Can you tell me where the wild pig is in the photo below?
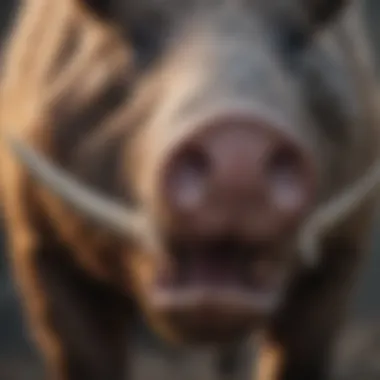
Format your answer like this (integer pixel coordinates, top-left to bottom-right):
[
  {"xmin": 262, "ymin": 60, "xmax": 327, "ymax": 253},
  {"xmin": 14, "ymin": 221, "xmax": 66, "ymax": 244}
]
[{"xmin": 0, "ymin": 0, "xmax": 379, "ymax": 380}]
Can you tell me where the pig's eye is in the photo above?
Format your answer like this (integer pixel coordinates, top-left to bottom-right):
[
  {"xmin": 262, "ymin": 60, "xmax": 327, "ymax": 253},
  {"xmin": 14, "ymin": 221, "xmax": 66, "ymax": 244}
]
[
  {"xmin": 282, "ymin": 26, "xmax": 309, "ymax": 55},
  {"xmin": 129, "ymin": 12, "xmax": 169, "ymax": 68},
  {"xmin": 275, "ymin": 21, "xmax": 312, "ymax": 71},
  {"xmin": 130, "ymin": 24, "xmax": 158, "ymax": 65}
]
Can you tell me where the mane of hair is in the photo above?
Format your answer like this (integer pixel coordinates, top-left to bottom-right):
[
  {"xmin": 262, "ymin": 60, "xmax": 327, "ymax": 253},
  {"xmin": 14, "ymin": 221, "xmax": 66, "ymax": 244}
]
[
  {"xmin": 0, "ymin": 1, "xmax": 136, "ymax": 276},
  {"xmin": 0, "ymin": 0, "xmax": 132, "ymax": 150}
]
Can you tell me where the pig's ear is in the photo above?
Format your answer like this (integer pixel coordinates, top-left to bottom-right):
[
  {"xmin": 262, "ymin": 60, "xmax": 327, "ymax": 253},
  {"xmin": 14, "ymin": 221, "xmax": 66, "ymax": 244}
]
[{"xmin": 303, "ymin": 0, "xmax": 349, "ymax": 26}]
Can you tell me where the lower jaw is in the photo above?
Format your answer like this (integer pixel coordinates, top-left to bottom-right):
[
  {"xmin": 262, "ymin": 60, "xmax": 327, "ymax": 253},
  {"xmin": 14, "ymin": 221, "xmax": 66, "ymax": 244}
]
[
  {"xmin": 147, "ymin": 286, "xmax": 282, "ymax": 346},
  {"xmin": 152, "ymin": 309, "xmax": 268, "ymax": 346}
]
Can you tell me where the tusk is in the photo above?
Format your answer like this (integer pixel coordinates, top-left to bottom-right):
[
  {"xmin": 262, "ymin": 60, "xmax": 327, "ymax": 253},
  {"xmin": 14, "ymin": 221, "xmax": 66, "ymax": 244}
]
[
  {"xmin": 8, "ymin": 136, "xmax": 380, "ymax": 266},
  {"xmin": 298, "ymin": 159, "xmax": 380, "ymax": 267},
  {"xmin": 6, "ymin": 135, "xmax": 155, "ymax": 246}
]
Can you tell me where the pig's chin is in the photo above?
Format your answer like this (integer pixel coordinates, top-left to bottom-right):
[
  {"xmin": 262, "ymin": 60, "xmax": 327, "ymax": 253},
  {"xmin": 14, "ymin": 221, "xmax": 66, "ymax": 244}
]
[{"xmin": 147, "ymin": 237, "xmax": 289, "ymax": 345}]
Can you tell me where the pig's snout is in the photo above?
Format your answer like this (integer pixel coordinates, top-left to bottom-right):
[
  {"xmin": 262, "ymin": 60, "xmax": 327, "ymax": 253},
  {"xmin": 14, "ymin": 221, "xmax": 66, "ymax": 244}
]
[{"xmin": 160, "ymin": 115, "xmax": 317, "ymax": 239}]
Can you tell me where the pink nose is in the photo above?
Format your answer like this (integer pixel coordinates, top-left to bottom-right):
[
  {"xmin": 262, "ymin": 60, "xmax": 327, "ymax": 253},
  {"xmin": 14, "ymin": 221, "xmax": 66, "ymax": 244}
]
[{"xmin": 160, "ymin": 116, "xmax": 317, "ymax": 239}]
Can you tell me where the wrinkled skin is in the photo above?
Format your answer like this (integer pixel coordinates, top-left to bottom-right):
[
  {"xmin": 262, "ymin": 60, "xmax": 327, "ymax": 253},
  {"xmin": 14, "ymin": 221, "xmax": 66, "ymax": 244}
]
[{"xmin": 0, "ymin": 0, "xmax": 379, "ymax": 380}]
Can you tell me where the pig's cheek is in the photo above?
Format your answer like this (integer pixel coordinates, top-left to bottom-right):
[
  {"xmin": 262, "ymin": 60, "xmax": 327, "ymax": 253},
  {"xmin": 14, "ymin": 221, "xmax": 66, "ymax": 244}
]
[
  {"xmin": 124, "ymin": 249, "xmax": 157, "ymax": 302},
  {"xmin": 123, "ymin": 251, "xmax": 182, "ymax": 343}
]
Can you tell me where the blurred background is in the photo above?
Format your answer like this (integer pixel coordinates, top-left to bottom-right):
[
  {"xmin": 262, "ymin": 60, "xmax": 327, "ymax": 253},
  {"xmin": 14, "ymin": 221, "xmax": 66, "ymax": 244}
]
[{"xmin": 0, "ymin": 1, "xmax": 380, "ymax": 379}]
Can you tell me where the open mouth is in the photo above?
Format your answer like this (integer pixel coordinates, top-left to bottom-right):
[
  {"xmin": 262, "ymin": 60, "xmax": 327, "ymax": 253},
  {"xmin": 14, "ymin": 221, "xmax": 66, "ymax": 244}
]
[{"xmin": 151, "ymin": 236, "xmax": 289, "ymax": 315}]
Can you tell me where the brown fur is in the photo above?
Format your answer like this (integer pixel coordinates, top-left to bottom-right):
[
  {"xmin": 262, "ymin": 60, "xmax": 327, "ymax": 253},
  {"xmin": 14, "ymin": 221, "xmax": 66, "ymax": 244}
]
[
  {"xmin": 0, "ymin": 1, "xmax": 379, "ymax": 380},
  {"xmin": 0, "ymin": 2, "xmax": 136, "ymax": 379},
  {"xmin": 256, "ymin": 7, "xmax": 380, "ymax": 379}
]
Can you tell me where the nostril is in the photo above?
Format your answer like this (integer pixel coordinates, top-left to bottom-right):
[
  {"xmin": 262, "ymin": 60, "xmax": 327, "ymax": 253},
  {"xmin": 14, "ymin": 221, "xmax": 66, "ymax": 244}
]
[
  {"xmin": 165, "ymin": 145, "xmax": 211, "ymax": 212},
  {"xmin": 269, "ymin": 145, "xmax": 303, "ymax": 181},
  {"xmin": 267, "ymin": 144, "xmax": 311, "ymax": 212}
]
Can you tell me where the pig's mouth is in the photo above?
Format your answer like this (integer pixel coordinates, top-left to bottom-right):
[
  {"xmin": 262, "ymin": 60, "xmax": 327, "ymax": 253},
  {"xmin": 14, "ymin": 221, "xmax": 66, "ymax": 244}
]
[
  {"xmin": 145, "ymin": 236, "xmax": 293, "ymax": 343},
  {"xmin": 151, "ymin": 236, "xmax": 290, "ymax": 320}
]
